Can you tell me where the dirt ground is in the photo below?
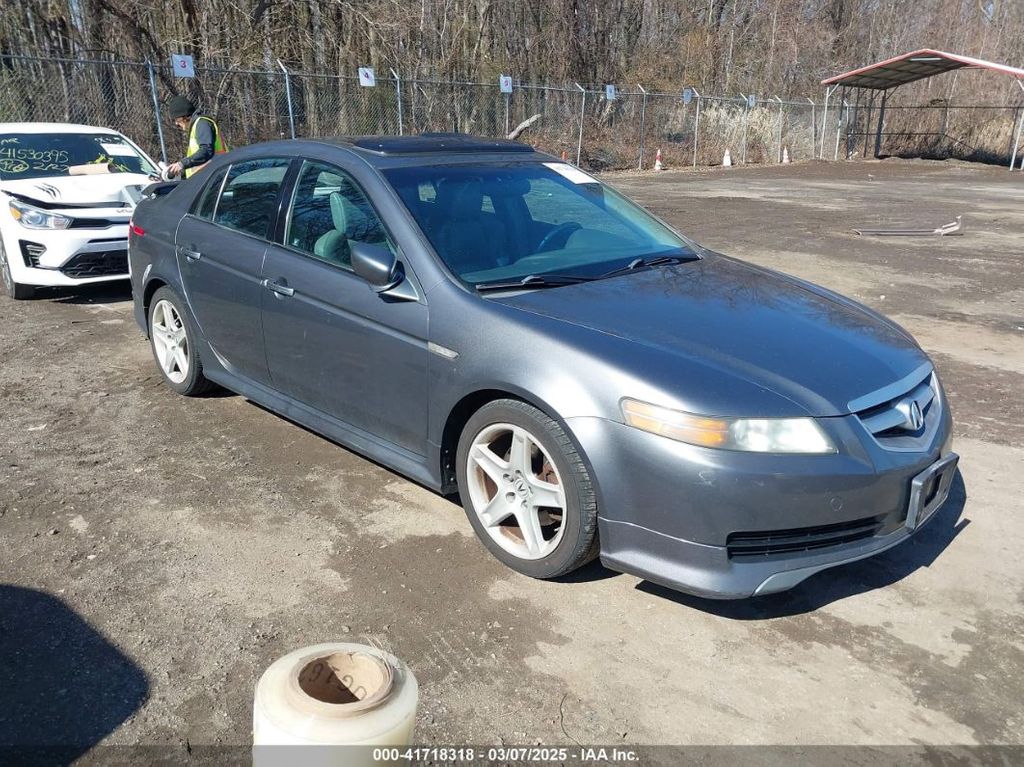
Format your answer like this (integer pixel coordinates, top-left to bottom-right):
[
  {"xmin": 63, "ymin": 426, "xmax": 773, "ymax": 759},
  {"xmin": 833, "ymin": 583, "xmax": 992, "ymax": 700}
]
[{"xmin": 1, "ymin": 159, "xmax": 1022, "ymax": 759}]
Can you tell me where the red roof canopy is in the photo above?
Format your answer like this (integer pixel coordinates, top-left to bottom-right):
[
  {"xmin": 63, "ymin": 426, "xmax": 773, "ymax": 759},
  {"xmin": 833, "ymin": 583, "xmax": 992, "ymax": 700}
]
[{"xmin": 822, "ymin": 48, "xmax": 1024, "ymax": 90}]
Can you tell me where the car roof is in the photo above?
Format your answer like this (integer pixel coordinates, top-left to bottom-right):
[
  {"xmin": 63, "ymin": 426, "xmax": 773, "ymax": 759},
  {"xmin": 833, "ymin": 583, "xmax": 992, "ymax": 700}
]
[
  {"xmin": 219, "ymin": 133, "xmax": 555, "ymax": 170},
  {"xmin": 0, "ymin": 122, "xmax": 124, "ymax": 135}
]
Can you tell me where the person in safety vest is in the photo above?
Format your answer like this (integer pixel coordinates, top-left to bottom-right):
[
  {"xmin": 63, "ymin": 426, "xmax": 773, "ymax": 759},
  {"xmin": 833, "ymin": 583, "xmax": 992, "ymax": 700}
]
[{"xmin": 166, "ymin": 96, "xmax": 227, "ymax": 179}]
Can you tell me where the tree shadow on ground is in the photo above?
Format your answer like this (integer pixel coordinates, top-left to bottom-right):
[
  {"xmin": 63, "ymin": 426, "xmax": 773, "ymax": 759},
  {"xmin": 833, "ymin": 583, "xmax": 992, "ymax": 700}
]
[
  {"xmin": 0, "ymin": 585, "xmax": 149, "ymax": 764},
  {"xmin": 638, "ymin": 470, "xmax": 969, "ymax": 619}
]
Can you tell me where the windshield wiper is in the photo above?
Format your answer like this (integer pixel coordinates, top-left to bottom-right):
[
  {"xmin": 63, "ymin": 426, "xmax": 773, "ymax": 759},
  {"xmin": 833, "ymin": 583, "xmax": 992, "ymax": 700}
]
[
  {"xmin": 476, "ymin": 273, "xmax": 595, "ymax": 292},
  {"xmin": 597, "ymin": 253, "xmax": 698, "ymax": 280}
]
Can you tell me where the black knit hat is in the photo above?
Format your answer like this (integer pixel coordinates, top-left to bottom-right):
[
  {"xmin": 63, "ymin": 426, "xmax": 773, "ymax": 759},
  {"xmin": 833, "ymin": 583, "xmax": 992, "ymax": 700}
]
[{"xmin": 167, "ymin": 96, "xmax": 195, "ymax": 120}]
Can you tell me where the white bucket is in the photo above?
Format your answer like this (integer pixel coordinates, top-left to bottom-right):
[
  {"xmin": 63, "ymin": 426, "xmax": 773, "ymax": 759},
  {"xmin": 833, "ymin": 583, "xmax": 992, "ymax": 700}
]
[{"xmin": 253, "ymin": 643, "xmax": 418, "ymax": 766}]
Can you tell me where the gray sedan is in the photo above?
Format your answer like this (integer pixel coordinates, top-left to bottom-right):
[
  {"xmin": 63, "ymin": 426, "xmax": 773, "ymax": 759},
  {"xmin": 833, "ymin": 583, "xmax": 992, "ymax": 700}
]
[{"xmin": 128, "ymin": 134, "xmax": 957, "ymax": 599}]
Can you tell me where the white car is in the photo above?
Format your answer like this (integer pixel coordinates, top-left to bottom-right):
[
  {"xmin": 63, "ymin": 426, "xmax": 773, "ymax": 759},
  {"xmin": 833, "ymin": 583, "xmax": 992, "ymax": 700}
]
[{"xmin": 0, "ymin": 122, "xmax": 161, "ymax": 299}]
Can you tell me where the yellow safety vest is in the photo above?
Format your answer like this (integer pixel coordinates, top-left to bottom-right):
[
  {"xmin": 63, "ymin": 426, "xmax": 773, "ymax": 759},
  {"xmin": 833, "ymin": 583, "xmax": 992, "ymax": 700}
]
[{"xmin": 184, "ymin": 116, "xmax": 228, "ymax": 178}]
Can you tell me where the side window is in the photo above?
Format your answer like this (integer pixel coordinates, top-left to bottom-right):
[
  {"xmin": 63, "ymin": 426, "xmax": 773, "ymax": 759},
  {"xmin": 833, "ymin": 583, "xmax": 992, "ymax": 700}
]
[
  {"xmin": 213, "ymin": 157, "xmax": 290, "ymax": 239},
  {"xmin": 192, "ymin": 168, "xmax": 227, "ymax": 220},
  {"xmin": 285, "ymin": 160, "xmax": 392, "ymax": 269}
]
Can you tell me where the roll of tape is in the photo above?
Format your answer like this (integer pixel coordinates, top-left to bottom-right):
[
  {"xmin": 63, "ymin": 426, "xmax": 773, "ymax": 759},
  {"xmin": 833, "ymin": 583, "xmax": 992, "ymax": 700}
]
[{"xmin": 253, "ymin": 643, "xmax": 418, "ymax": 766}]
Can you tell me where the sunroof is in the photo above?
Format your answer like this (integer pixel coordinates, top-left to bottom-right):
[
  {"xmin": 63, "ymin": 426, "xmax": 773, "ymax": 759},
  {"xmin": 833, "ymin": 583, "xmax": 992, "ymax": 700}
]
[{"xmin": 350, "ymin": 133, "xmax": 534, "ymax": 155}]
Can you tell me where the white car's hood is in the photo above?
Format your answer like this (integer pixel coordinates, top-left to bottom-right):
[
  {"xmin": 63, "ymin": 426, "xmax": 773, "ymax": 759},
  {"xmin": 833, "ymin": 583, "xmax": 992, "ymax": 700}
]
[{"xmin": 0, "ymin": 173, "xmax": 153, "ymax": 207}]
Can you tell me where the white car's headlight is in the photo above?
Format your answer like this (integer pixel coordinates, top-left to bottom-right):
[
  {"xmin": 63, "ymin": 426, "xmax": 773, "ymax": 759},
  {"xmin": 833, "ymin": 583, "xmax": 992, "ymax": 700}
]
[
  {"xmin": 620, "ymin": 398, "xmax": 837, "ymax": 454},
  {"xmin": 8, "ymin": 199, "xmax": 73, "ymax": 230}
]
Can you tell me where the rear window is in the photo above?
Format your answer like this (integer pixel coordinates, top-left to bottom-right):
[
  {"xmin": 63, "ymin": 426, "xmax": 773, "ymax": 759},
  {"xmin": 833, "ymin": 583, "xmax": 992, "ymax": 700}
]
[{"xmin": 0, "ymin": 132, "xmax": 156, "ymax": 180}]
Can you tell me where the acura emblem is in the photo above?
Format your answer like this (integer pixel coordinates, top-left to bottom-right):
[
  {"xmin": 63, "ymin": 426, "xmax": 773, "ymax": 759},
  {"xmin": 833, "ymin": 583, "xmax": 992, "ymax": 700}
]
[
  {"xmin": 896, "ymin": 397, "xmax": 924, "ymax": 431},
  {"xmin": 908, "ymin": 401, "xmax": 923, "ymax": 430}
]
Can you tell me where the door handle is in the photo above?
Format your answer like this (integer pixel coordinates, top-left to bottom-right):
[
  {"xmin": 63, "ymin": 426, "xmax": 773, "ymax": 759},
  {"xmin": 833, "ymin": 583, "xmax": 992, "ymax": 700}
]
[
  {"xmin": 262, "ymin": 279, "xmax": 294, "ymax": 297},
  {"xmin": 178, "ymin": 246, "xmax": 202, "ymax": 262}
]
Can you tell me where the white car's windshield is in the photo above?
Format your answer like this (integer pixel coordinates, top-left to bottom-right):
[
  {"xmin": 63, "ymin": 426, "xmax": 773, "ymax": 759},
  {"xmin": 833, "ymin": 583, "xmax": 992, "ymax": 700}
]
[
  {"xmin": 384, "ymin": 162, "xmax": 695, "ymax": 287},
  {"xmin": 0, "ymin": 132, "xmax": 157, "ymax": 181}
]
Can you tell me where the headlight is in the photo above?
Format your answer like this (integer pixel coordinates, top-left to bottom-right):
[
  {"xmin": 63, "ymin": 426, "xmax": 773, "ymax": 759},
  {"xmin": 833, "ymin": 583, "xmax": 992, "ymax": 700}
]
[
  {"xmin": 620, "ymin": 398, "xmax": 837, "ymax": 454},
  {"xmin": 8, "ymin": 199, "xmax": 72, "ymax": 230}
]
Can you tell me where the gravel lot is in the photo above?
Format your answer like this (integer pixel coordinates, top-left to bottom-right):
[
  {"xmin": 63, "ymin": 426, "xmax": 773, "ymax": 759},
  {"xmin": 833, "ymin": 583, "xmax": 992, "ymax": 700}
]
[{"xmin": 1, "ymin": 159, "xmax": 1022, "ymax": 759}]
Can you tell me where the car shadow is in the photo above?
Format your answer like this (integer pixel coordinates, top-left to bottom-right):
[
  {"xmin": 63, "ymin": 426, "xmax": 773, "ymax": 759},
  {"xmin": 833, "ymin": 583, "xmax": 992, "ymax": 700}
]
[
  {"xmin": 636, "ymin": 469, "xmax": 969, "ymax": 619},
  {"xmin": 0, "ymin": 585, "xmax": 149, "ymax": 763},
  {"xmin": 45, "ymin": 281, "xmax": 133, "ymax": 305}
]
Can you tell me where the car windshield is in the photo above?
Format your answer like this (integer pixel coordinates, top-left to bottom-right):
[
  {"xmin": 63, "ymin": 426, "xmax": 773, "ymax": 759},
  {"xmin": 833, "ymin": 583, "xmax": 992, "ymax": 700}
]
[
  {"xmin": 0, "ymin": 132, "xmax": 157, "ymax": 181},
  {"xmin": 383, "ymin": 161, "xmax": 695, "ymax": 287}
]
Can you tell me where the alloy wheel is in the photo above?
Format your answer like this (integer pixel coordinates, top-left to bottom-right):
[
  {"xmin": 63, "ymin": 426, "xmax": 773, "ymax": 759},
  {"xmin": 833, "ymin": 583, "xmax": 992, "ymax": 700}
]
[
  {"xmin": 151, "ymin": 299, "xmax": 190, "ymax": 384},
  {"xmin": 465, "ymin": 422, "xmax": 567, "ymax": 560}
]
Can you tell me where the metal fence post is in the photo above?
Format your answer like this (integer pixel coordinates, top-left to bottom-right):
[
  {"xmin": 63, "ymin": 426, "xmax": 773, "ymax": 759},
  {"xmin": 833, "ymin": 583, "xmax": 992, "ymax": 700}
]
[
  {"xmin": 277, "ymin": 59, "xmax": 296, "ymax": 139},
  {"xmin": 692, "ymin": 89, "xmax": 702, "ymax": 167},
  {"xmin": 820, "ymin": 86, "xmax": 836, "ymax": 159},
  {"xmin": 834, "ymin": 100, "xmax": 847, "ymax": 161},
  {"xmin": 574, "ymin": 82, "xmax": 586, "ymax": 165},
  {"xmin": 774, "ymin": 96, "xmax": 784, "ymax": 162},
  {"xmin": 1010, "ymin": 81, "xmax": 1024, "ymax": 170},
  {"xmin": 390, "ymin": 68, "xmax": 403, "ymax": 135},
  {"xmin": 504, "ymin": 91, "xmax": 510, "ymax": 136},
  {"xmin": 145, "ymin": 59, "xmax": 167, "ymax": 163},
  {"xmin": 637, "ymin": 85, "xmax": 648, "ymax": 170},
  {"xmin": 808, "ymin": 97, "xmax": 816, "ymax": 158},
  {"xmin": 740, "ymin": 94, "xmax": 750, "ymax": 164}
]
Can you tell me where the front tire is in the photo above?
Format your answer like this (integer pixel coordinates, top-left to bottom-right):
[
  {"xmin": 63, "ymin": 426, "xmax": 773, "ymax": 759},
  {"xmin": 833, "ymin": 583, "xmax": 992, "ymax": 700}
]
[
  {"xmin": 148, "ymin": 286, "xmax": 214, "ymax": 396},
  {"xmin": 456, "ymin": 399, "xmax": 599, "ymax": 579},
  {"xmin": 0, "ymin": 240, "xmax": 35, "ymax": 300}
]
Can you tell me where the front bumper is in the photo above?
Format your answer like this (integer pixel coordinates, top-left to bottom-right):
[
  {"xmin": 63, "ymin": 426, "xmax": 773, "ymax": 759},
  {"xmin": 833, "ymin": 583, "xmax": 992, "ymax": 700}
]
[
  {"xmin": 568, "ymin": 412, "xmax": 956, "ymax": 599},
  {"xmin": 2, "ymin": 226, "xmax": 129, "ymax": 286}
]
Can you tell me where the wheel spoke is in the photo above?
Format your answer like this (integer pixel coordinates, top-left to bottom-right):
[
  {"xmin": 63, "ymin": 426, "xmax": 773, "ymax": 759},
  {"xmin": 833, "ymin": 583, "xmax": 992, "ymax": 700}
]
[
  {"xmin": 163, "ymin": 302, "xmax": 177, "ymax": 330},
  {"xmin": 173, "ymin": 346, "xmax": 188, "ymax": 374},
  {"xmin": 529, "ymin": 477, "xmax": 564, "ymax": 510},
  {"xmin": 470, "ymin": 443, "xmax": 508, "ymax": 485},
  {"xmin": 160, "ymin": 342, "xmax": 175, "ymax": 374},
  {"xmin": 479, "ymin": 493, "xmax": 514, "ymax": 528},
  {"xmin": 508, "ymin": 428, "xmax": 531, "ymax": 475},
  {"xmin": 515, "ymin": 507, "xmax": 546, "ymax": 556}
]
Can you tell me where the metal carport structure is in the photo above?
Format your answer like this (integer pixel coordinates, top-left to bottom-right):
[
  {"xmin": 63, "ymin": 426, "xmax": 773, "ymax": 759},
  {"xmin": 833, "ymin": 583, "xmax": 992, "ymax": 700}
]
[{"xmin": 819, "ymin": 48, "xmax": 1024, "ymax": 167}]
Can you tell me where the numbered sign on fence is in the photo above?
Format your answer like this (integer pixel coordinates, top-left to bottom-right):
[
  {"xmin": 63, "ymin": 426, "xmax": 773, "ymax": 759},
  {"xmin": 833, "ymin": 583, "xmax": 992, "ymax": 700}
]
[
  {"xmin": 605, "ymin": 84, "xmax": 616, "ymax": 101},
  {"xmin": 499, "ymin": 75, "xmax": 513, "ymax": 94},
  {"xmin": 747, "ymin": 94, "xmax": 757, "ymax": 108},
  {"xmin": 358, "ymin": 67, "xmax": 376, "ymax": 87},
  {"xmin": 682, "ymin": 87, "xmax": 693, "ymax": 105},
  {"xmin": 171, "ymin": 54, "xmax": 195, "ymax": 79}
]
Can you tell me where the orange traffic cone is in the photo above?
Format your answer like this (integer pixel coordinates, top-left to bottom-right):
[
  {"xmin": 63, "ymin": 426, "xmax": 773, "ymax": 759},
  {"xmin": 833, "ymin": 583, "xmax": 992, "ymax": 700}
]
[
  {"xmin": 561, "ymin": 150, "xmax": 568, "ymax": 161},
  {"xmin": 654, "ymin": 148, "xmax": 664, "ymax": 171},
  {"xmin": 782, "ymin": 146, "xmax": 791, "ymax": 164}
]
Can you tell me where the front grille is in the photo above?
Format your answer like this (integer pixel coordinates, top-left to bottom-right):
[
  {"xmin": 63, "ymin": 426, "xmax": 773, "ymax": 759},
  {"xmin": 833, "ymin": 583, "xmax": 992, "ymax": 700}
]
[
  {"xmin": 727, "ymin": 515, "xmax": 885, "ymax": 560},
  {"xmin": 60, "ymin": 249, "xmax": 128, "ymax": 278},
  {"xmin": 69, "ymin": 217, "xmax": 128, "ymax": 229},
  {"xmin": 853, "ymin": 369, "xmax": 939, "ymax": 451},
  {"xmin": 19, "ymin": 240, "xmax": 46, "ymax": 268}
]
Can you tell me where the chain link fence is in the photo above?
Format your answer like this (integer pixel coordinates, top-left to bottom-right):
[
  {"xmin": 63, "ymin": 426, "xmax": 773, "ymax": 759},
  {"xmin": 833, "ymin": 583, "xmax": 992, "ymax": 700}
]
[{"xmin": 2, "ymin": 54, "xmax": 1021, "ymax": 171}]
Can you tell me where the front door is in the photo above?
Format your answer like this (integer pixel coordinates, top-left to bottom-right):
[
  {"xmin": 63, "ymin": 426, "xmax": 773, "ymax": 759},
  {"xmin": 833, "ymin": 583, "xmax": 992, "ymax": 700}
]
[
  {"xmin": 175, "ymin": 157, "xmax": 291, "ymax": 386},
  {"xmin": 260, "ymin": 159, "xmax": 429, "ymax": 456}
]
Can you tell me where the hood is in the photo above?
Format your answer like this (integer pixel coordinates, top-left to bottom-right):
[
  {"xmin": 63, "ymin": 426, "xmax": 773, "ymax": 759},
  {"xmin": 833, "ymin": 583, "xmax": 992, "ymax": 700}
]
[
  {"xmin": 0, "ymin": 173, "xmax": 153, "ymax": 208},
  {"xmin": 496, "ymin": 255, "xmax": 929, "ymax": 416}
]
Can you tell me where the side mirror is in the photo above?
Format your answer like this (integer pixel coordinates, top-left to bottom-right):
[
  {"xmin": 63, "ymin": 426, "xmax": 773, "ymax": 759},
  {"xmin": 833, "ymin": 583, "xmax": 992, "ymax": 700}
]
[{"xmin": 351, "ymin": 241, "xmax": 402, "ymax": 292}]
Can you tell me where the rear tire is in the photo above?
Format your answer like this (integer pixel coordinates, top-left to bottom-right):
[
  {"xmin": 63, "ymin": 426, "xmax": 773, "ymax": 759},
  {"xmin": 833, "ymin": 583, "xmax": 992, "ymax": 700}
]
[
  {"xmin": 0, "ymin": 240, "xmax": 35, "ymax": 300},
  {"xmin": 148, "ymin": 286, "xmax": 215, "ymax": 396},
  {"xmin": 456, "ymin": 399, "xmax": 599, "ymax": 579}
]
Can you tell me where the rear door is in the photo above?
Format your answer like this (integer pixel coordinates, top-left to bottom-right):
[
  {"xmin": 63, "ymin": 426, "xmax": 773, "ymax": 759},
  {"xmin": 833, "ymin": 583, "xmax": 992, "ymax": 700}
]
[
  {"xmin": 260, "ymin": 158, "xmax": 429, "ymax": 456},
  {"xmin": 174, "ymin": 157, "xmax": 291, "ymax": 386}
]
